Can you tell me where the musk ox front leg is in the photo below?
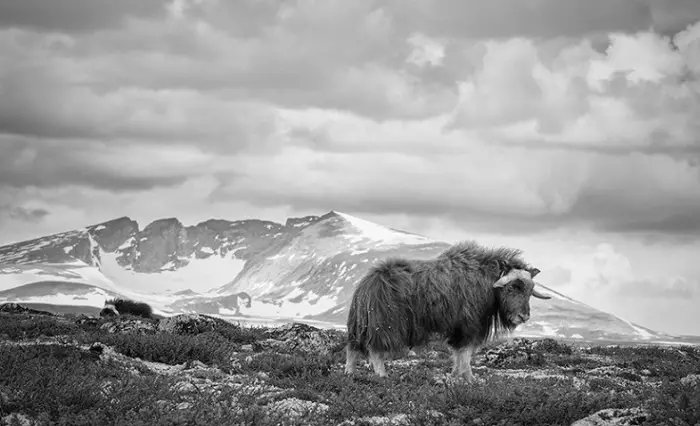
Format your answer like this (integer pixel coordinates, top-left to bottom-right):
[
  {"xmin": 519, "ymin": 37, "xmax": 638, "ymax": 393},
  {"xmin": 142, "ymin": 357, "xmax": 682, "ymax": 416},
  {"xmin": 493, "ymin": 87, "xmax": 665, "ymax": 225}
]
[{"xmin": 450, "ymin": 345, "xmax": 476, "ymax": 382}]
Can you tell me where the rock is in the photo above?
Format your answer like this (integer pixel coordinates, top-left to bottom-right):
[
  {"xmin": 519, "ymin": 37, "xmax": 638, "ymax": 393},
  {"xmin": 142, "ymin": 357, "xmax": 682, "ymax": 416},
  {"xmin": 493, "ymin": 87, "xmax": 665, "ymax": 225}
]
[
  {"xmin": 74, "ymin": 315, "xmax": 100, "ymax": 326},
  {"xmin": 337, "ymin": 413, "xmax": 412, "ymax": 426},
  {"xmin": 266, "ymin": 397, "xmax": 329, "ymax": 419},
  {"xmin": 571, "ymin": 407, "xmax": 651, "ymax": 426},
  {"xmin": 681, "ymin": 373, "xmax": 700, "ymax": 387},
  {"xmin": 157, "ymin": 314, "xmax": 218, "ymax": 335},
  {"xmin": 586, "ymin": 366, "xmax": 643, "ymax": 382},
  {"xmin": 172, "ymin": 381, "xmax": 197, "ymax": 393},
  {"xmin": 481, "ymin": 338, "xmax": 539, "ymax": 367},
  {"xmin": 259, "ymin": 322, "xmax": 345, "ymax": 355},
  {"xmin": 1, "ymin": 413, "xmax": 35, "ymax": 426},
  {"xmin": 100, "ymin": 319, "xmax": 158, "ymax": 334},
  {"xmin": 0, "ymin": 303, "xmax": 54, "ymax": 316}
]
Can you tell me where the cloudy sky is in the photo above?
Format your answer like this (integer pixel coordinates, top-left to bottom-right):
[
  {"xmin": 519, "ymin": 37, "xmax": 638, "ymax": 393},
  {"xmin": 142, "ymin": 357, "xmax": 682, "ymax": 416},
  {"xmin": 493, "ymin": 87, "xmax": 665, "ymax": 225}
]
[{"xmin": 1, "ymin": 0, "xmax": 700, "ymax": 335}]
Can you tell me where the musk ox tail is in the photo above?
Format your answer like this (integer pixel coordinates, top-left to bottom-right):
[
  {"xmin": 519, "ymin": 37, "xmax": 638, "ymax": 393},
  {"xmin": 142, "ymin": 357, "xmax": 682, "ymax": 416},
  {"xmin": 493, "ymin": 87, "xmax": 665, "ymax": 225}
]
[
  {"xmin": 347, "ymin": 258, "xmax": 419, "ymax": 354},
  {"xmin": 101, "ymin": 298, "xmax": 153, "ymax": 319}
]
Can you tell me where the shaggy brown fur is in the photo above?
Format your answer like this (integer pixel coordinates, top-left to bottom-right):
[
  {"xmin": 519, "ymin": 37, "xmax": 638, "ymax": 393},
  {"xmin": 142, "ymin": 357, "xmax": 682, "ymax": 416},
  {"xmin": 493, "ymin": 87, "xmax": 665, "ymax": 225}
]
[
  {"xmin": 345, "ymin": 240, "xmax": 551, "ymax": 380},
  {"xmin": 100, "ymin": 298, "xmax": 154, "ymax": 319}
]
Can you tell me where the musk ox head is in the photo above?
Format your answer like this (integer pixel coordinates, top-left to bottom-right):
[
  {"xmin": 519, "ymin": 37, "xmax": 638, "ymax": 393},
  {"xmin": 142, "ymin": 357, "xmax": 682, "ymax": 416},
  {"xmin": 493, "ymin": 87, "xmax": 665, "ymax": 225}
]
[
  {"xmin": 99, "ymin": 302, "xmax": 119, "ymax": 317},
  {"xmin": 493, "ymin": 267, "xmax": 551, "ymax": 328}
]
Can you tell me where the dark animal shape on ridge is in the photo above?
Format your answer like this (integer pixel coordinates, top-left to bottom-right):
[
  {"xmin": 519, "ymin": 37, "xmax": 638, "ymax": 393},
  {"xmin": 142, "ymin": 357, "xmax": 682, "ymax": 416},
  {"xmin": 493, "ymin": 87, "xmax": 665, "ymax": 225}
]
[
  {"xmin": 345, "ymin": 240, "xmax": 552, "ymax": 381},
  {"xmin": 100, "ymin": 298, "xmax": 154, "ymax": 319}
]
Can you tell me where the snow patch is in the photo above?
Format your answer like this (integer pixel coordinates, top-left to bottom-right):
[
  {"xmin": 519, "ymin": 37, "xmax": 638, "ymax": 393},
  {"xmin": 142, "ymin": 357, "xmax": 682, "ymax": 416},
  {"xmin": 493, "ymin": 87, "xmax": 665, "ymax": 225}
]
[
  {"xmin": 93, "ymin": 225, "xmax": 106, "ymax": 231},
  {"xmin": 200, "ymin": 247, "xmax": 214, "ymax": 254},
  {"xmin": 336, "ymin": 211, "xmax": 432, "ymax": 247},
  {"xmin": 99, "ymin": 249, "xmax": 246, "ymax": 296},
  {"xmin": 118, "ymin": 237, "xmax": 135, "ymax": 250},
  {"xmin": 239, "ymin": 292, "xmax": 338, "ymax": 319},
  {"xmin": 349, "ymin": 247, "xmax": 370, "ymax": 255},
  {"xmin": 616, "ymin": 316, "xmax": 654, "ymax": 339},
  {"xmin": 0, "ymin": 288, "xmax": 115, "ymax": 308}
]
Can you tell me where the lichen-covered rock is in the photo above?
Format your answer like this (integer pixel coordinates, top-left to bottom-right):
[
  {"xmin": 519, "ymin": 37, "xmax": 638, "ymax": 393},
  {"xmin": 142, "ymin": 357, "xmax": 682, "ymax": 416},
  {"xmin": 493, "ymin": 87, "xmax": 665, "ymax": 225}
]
[
  {"xmin": 1, "ymin": 412, "xmax": 36, "ymax": 426},
  {"xmin": 481, "ymin": 338, "xmax": 541, "ymax": 366},
  {"xmin": 74, "ymin": 315, "xmax": 101, "ymax": 326},
  {"xmin": 570, "ymin": 407, "xmax": 651, "ymax": 426},
  {"xmin": 157, "ymin": 313, "xmax": 218, "ymax": 335},
  {"xmin": 681, "ymin": 373, "xmax": 700, "ymax": 387},
  {"xmin": 259, "ymin": 322, "xmax": 345, "ymax": 355},
  {"xmin": 100, "ymin": 319, "xmax": 158, "ymax": 334},
  {"xmin": 0, "ymin": 303, "xmax": 53, "ymax": 316},
  {"xmin": 586, "ymin": 366, "xmax": 644, "ymax": 382},
  {"xmin": 265, "ymin": 397, "xmax": 329, "ymax": 419}
]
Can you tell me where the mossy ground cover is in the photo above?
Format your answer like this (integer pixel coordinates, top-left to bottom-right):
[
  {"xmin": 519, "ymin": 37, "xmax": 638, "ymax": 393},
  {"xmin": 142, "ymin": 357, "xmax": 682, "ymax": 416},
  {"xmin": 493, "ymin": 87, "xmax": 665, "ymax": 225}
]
[{"xmin": 1, "ymin": 311, "xmax": 699, "ymax": 426}]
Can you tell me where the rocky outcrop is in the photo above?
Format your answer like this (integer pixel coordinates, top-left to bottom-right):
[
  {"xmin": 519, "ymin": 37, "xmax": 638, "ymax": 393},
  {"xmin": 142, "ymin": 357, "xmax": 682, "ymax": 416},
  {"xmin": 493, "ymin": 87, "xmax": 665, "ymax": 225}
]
[
  {"xmin": 570, "ymin": 407, "xmax": 651, "ymax": 426},
  {"xmin": 90, "ymin": 217, "xmax": 139, "ymax": 252},
  {"xmin": 257, "ymin": 322, "xmax": 346, "ymax": 355},
  {"xmin": 0, "ymin": 303, "xmax": 54, "ymax": 316},
  {"xmin": 480, "ymin": 337, "xmax": 571, "ymax": 367},
  {"xmin": 100, "ymin": 319, "xmax": 159, "ymax": 334},
  {"xmin": 157, "ymin": 314, "xmax": 219, "ymax": 335},
  {"xmin": 284, "ymin": 215, "xmax": 322, "ymax": 229}
]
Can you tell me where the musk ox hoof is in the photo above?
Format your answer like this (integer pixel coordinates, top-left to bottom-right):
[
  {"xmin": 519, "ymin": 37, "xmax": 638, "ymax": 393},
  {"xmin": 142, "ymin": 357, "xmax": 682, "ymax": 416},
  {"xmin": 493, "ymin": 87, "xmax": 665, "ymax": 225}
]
[{"xmin": 450, "ymin": 371, "xmax": 477, "ymax": 383}]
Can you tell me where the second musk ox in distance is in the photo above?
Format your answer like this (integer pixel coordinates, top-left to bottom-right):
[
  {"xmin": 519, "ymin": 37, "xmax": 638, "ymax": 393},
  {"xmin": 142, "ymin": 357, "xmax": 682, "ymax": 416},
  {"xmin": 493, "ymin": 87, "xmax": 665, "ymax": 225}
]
[
  {"xmin": 100, "ymin": 298, "xmax": 154, "ymax": 319},
  {"xmin": 345, "ymin": 240, "xmax": 552, "ymax": 382}
]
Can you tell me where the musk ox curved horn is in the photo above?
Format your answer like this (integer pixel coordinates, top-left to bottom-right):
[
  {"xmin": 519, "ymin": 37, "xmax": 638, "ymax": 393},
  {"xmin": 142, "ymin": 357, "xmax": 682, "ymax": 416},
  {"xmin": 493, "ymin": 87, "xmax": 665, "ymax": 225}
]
[
  {"xmin": 493, "ymin": 268, "xmax": 531, "ymax": 288},
  {"xmin": 532, "ymin": 283, "xmax": 552, "ymax": 300}
]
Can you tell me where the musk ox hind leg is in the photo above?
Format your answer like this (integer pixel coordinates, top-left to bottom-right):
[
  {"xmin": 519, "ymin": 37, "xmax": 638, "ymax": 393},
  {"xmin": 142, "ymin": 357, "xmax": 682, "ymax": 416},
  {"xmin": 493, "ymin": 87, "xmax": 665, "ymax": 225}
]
[
  {"xmin": 368, "ymin": 349, "xmax": 388, "ymax": 377},
  {"xmin": 344, "ymin": 344, "xmax": 361, "ymax": 375}
]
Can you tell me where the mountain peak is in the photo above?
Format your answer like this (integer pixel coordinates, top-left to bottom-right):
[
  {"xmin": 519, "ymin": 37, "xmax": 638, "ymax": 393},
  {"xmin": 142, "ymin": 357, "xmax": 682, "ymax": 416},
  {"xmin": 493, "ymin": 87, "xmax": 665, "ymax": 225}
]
[{"xmin": 321, "ymin": 210, "xmax": 435, "ymax": 247}]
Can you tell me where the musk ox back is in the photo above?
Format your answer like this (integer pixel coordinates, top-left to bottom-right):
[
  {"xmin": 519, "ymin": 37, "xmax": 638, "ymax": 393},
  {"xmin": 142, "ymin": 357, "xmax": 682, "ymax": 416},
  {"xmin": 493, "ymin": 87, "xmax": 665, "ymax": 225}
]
[{"xmin": 344, "ymin": 240, "xmax": 551, "ymax": 381}]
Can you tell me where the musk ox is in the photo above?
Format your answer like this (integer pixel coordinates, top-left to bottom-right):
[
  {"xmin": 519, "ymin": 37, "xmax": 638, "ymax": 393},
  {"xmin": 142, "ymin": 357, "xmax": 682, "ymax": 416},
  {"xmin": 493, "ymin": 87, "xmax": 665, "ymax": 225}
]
[
  {"xmin": 344, "ymin": 240, "xmax": 551, "ymax": 381},
  {"xmin": 100, "ymin": 298, "xmax": 154, "ymax": 319}
]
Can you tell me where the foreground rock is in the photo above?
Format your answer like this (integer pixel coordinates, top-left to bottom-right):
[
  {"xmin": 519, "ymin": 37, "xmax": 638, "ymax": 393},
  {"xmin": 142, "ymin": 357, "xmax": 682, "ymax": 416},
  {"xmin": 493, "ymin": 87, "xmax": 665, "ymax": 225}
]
[{"xmin": 570, "ymin": 407, "xmax": 651, "ymax": 426}]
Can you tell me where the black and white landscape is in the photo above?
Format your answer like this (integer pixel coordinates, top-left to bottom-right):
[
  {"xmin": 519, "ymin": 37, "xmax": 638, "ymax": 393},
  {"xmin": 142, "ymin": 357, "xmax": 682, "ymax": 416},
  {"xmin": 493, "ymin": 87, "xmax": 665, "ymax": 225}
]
[{"xmin": 1, "ymin": 0, "xmax": 700, "ymax": 424}]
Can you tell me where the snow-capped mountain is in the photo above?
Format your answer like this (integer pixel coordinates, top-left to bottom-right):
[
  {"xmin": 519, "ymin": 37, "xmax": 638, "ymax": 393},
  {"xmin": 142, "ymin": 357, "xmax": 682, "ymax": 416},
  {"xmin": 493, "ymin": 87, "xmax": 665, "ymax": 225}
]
[{"xmin": 0, "ymin": 210, "xmax": 685, "ymax": 343}]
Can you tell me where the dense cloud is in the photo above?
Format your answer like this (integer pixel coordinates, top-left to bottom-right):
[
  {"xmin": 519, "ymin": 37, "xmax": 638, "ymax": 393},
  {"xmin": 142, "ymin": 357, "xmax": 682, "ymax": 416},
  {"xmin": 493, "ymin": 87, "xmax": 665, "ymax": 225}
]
[
  {"xmin": 0, "ymin": 0, "xmax": 168, "ymax": 33},
  {"xmin": 0, "ymin": 205, "xmax": 49, "ymax": 223},
  {"xmin": 0, "ymin": 0, "xmax": 698, "ymax": 237}
]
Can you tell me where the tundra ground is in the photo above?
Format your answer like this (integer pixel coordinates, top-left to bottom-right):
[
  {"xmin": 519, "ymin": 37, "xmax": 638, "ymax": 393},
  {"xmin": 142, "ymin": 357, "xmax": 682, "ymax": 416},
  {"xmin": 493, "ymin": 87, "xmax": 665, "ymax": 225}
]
[{"xmin": 0, "ymin": 305, "xmax": 699, "ymax": 426}]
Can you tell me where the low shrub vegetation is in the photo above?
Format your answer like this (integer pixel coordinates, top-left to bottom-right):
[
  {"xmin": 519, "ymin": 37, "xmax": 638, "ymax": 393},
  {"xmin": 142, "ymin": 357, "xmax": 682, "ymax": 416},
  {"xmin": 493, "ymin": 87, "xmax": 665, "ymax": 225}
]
[{"xmin": 1, "ymin": 310, "xmax": 700, "ymax": 425}]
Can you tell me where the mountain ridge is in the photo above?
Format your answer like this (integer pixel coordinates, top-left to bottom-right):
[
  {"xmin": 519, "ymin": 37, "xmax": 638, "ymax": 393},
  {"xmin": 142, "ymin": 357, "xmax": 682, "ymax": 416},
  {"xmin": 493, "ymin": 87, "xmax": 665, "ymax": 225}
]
[{"xmin": 0, "ymin": 210, "xmax": 693, "ymax": 343}]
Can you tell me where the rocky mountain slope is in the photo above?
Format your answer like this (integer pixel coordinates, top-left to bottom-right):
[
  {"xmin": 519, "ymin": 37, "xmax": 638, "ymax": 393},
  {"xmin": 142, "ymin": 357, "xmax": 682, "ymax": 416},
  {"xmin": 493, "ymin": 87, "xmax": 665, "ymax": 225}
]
[{"xmin": 0, "ymin": 210, "xmax": 687, "ymax": 343}]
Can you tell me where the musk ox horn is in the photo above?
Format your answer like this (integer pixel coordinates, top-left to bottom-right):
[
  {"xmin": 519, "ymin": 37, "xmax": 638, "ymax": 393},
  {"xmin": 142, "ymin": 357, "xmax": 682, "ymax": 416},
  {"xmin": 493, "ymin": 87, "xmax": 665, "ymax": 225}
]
[
  {"xmin": 492, "ymin": 268, "xmax": 532, "ymax": 288},
  {"xmin": 532, "ymin": 282, "xmax": 552, "ymax": 300},
  {"xmin": 493, "ymin": 269, "xmax": 552, "ymax": 300}
]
